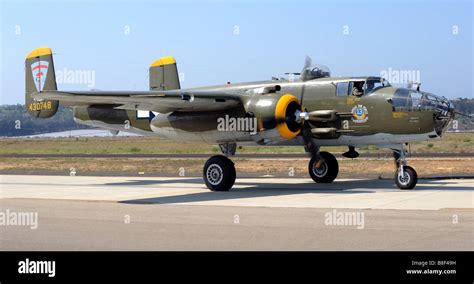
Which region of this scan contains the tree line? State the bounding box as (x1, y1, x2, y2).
(0, 104, 89, 137)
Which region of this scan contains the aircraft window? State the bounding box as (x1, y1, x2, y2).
(310, 66, 331, 79)
(336, 82, 350, 96)
(411, 91, 423, 107)
(351, 81, 365, 96)
(392, 88, 411, 110)
(419, 93, 438, 109)
(365, 79, 390, 94)
(392, 89, 436, 112)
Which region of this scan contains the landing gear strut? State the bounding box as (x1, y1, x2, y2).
(308, 150, 339, 183)
(203, 143, 236, 191)
(301, 121, 339, 184)
(392, 146, 417, 190)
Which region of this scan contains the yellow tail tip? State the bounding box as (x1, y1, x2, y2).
(150, 56, 176, 67)
(26, 46, 52, 59)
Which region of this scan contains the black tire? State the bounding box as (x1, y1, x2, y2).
(395, 165, 417, 190)
(203, 155, 236, 191)
(308, 151, 339, 183)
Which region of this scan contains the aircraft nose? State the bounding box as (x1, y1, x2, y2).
(432, 95, 455, 135)
(436, 97, 455, 120)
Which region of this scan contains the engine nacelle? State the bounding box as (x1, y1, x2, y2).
(72, 106, 153, 135)
(245, 93, 302, 144)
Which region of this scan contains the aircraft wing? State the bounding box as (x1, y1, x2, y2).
(32, 90, 242, 113)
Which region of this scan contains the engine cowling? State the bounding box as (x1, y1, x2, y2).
(245, 93, 303, 144)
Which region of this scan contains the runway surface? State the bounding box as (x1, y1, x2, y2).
(0, 175, 473, 250)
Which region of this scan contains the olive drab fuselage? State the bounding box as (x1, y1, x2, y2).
(73, 76, 453, 147)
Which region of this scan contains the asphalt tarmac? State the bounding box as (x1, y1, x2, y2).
(0, 175, 472, 250)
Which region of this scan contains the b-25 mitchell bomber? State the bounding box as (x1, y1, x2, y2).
(25, 47, 457, 191)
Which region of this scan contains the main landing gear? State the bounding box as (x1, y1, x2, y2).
(203, 143, 342, 191)
(308, 151, 339, 183)
(203, 143, 236, 191)
(392, 146, 418, 190)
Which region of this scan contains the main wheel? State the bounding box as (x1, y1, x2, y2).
(308, 151, 339, 183)
(203, 155, 236, 191)
(395, 165, 417, 190)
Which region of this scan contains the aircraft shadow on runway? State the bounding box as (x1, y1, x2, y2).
(114, 178, 471, 205)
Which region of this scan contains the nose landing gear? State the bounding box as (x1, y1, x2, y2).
(393, 146, 418, 190)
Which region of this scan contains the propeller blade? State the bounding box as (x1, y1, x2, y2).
(303, 56, 312, 70)
(300, 56, 313, 82)
(300, 56, 313, 106)
(298, 56, 319, 156)
(301, 122, 319, 156)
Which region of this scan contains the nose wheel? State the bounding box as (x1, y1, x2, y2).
(393, 146, 418, 190)
(308, 151, 339, 183)
(203, 155, 236, 191)
(395, 165, 417, 189)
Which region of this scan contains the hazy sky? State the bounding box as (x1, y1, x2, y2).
(0, 0, 472, 104)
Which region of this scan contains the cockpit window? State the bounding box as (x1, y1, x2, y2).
(364, 78, 391, 94)
(336, 78, 391, 97)
(351, 81, 365, 96)
(336, 82, 350, 96)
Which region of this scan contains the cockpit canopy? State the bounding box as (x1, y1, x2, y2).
(303, 64, 331, 80)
